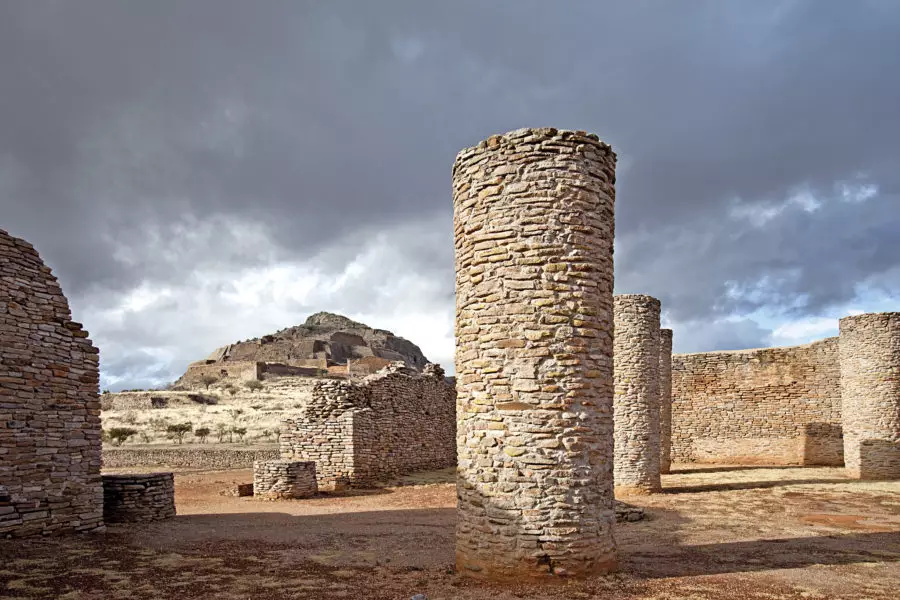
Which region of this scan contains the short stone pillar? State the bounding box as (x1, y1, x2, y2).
(453, 128, 618, 580)
(253, 460, 318, 499)
(613, 295, 662, 494)
(658, 328, 674, 474)
(102, 473, 176, 523)
(839, 312, 900, 479)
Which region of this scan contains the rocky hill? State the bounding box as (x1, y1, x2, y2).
(201, 312, 431, 370)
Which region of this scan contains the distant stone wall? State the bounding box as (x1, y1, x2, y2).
(280, 362, 455, 489)
(1, 228, 104, 537)
(101, 391, 218, 411)
(102, 446, 278, 470)
(839, 313, 900, 479)
(180, 361, 262, 386)
(671, 337, 842, 465)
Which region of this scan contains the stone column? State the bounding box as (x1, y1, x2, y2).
(658, 328, 674, 474)
(839, 312, 900, 479)
(453, 128, 617, 580)
(613, 295, 662, 494)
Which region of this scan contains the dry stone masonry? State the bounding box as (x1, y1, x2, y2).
(613, 295, 662, 494)
(658, 328, 673, 474)
(839, 312, 900, 479)
(280, 362, 455, 489)
(101, 473, 175, 523)
(253, 460, 318, 499)
(453, 128, 618, 580)
(672, 338, 842, 465)
(1, 228, 104, 538)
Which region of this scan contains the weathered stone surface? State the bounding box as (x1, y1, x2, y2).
(0, 228, 104, 538)
(453, 128, 617, 580)
(839, 312, 900, 480)
(280, 362, 455, 489)
(658, 329, 673, 474)
(613, 295, 662, 495)
(253, 460, 317, 499)
(671, 338, 842, 466)
(102, 473, 175, 523)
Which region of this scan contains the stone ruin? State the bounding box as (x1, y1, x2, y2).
(1, 228, 104, 537)
(453, 128, 618, 580)
(613, 294, 662, 495)
(102, 473, 176, 523)
(658, 328, 674, 474)
(253, 460, 318, 499)
(839, 312, 900, 479)
(279, 361, 455, 489)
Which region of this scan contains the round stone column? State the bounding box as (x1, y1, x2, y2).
(453, 128, 617, 580)
(658, 328, 674, 474)
(613, 295, 662, 494)
(839, 312, 900, 479)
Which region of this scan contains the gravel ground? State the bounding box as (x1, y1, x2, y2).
(1, 465, 898, 599)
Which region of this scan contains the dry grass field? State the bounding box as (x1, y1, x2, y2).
(2, 465, 899, 599)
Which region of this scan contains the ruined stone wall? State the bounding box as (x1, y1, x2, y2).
(453, 128, 617, 580)
(671, 337, 842, 465)
(839, 313, 900, 479)
(613, 295, 661, 494)
(102, 473, 175, 523)
(0, 229, 104, 537)
(658, 328, 673, 474)
(253, 460, 318, 499)
(280, 362, 455, 489)
(180, 361, 262, 386)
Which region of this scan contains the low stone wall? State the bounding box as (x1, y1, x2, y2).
(672, 338, 842, 465)
(253, 460, 317, 499)
(281, 362, 455, 489)
(103, 446, 278, 470)
(102, 473, 176, 523)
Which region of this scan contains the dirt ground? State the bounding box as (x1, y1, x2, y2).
(2, 465, 899, 599)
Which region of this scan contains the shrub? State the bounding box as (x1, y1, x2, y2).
(199, 375, 219, 390)
(232, 427, 247, 443)
(225, 384, 238, 397)
(107, 427, 138, 446)
(215, 422, 231, 443)
(245, 380, 264, 393)
(194, 427, 211, 444)
(166, 422, 193, 444)
(138, 430, 152, 444)
(226, 408, 244, 422)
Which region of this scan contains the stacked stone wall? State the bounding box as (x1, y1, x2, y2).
(280, 362, 455, 489)
(253, 460, 317, 499)
(102, 446, 278, 470)
(0, 228, 104, 537)
(839, 312, 900, 479)
(671, 337, 842, 465)
(613, 295, 661, 494)
(102, 473, 175, 522)
(658, 329, 673, 474)
(453, 128, 618, 580)
(180, 361, 262, 386)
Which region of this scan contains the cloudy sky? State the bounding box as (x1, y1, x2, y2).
(2, 1, 899, 390)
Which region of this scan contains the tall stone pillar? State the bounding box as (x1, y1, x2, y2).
(613, 295, 662, 494)
(453, 128, 617, 580)
(658, 328, 674, 474)
(839, 312, 900, 480)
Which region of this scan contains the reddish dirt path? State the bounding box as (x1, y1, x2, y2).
(2, 465, 899, 599)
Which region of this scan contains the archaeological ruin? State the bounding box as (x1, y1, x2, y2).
(658, 328, 674, 474)
(280, 361, 455, 489)
(0, 228, 104, 537)
(101, 473, 176, 523)
(839, 312, 900, 479)
(253, 460, 318, 499)
(613, 294, 662, 495)
(453, 128, 618, 580)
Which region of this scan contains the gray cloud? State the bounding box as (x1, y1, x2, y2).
(2, 1, 899, 386)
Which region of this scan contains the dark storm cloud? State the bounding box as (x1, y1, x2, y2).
(2, 0, 899, 381)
